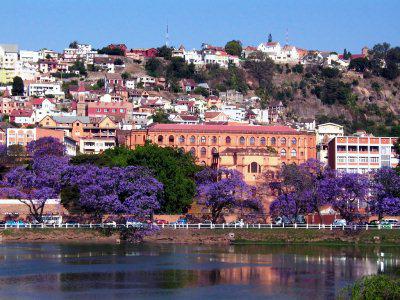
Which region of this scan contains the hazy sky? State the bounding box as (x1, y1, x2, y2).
(2, 0, 399, 53)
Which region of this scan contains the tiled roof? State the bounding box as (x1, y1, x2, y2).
(149, 123, 299, 134)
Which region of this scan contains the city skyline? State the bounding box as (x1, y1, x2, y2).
(1, 0, 399, 52)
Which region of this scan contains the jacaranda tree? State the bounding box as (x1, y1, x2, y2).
(369, 168, 400, 220)
(61, 165, 163, 220)
(0, 155, 69, 222)
(1, 137, 69, 222)
(196, 168, 263, 223)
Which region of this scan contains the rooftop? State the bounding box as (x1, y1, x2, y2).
(148, 123, 300, 134)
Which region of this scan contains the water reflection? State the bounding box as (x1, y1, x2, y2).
(0, 243, 399, 299)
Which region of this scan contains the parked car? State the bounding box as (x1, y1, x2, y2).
(171, 218, 187, 225)
(332, 219, 347, 226)
(368, 220, 380, 226)
(5, 220, 26, 227)
(380, 219, 399, 228)
(42, 215, 63, 226)
(155, 219, 169, 225)
(274, 216, 292, 226)
(126, 219, 143, 228)
(230, 219, 245, 227)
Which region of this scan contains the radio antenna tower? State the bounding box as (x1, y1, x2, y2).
(165, 21, 169, 47)
(285, 28, 289, 45)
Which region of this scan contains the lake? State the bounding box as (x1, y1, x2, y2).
(0, 243, 399, 299)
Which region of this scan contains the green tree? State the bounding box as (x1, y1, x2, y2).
(121, 72, 130, 80)
(193, 86, 210, 97)
(145, 58, 165, 77)
(11, 76, 24, 96)
(152, 110, 172, 123)
(348, 57, 370, 72)
(157, 45, 173, 60)
(114, 58, 124, 65)
(127, 144, 200, 213)
(71, 60, 87, 76)
(69, 41, 78, 49)
(224, 40, 242, 57)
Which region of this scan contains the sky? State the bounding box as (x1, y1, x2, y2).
(1, 0, 399, 53)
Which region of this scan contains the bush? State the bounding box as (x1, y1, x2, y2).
(340, 275, 400, 300)
(371, 82, 382, 92)
(321, 67, 340, 78)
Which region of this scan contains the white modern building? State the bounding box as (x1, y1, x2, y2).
(328, 136, 398, 173)
(28, 82, 64, 97)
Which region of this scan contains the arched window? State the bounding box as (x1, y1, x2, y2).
(200, 136, 206, 143)
(190, 147, 196, 156)
(260, 137, 266, 145)
(179, 135, 185, 143)
(239, 136, 245, 145)
(211, 136, 217, 144)
(250, 137, 255, 145)
(280, 137, 286, 145)
(168, 135, 174, 144)
(200, 147, 206, 157)
(190, 135, 196, 143)
(280, 149, 287, 157)
(271, 137, 276, 145)
(157, 135, 163, 143)
(178, 147, 185, 154)
(291, 137, 297, 145)
(291, 149, 297, 157)
(226, 136, 231, 144)
(211, 147, 218, 154)
(248, 162, 260, 173)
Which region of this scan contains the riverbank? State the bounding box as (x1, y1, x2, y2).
(1, 228, 400, 245)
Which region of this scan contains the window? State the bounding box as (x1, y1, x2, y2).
(291, 138, 297, 145)
(190, 135, 196, 143)
(280, 149, 286, 157)
(248, 162, 260, 173)
(200, 136, 206, 143)
(359, 157, 368, 163)
(211, 147, 218, 154)
(168, 135, 174, 143)
(280, 137, 286, 145)
(291, 149, 297, 157)
(96, 108, 101, 112)
(179, 135, 185, 143)
(226, 136, 231, 144)
(104, 109, 108, 112)
(112, 109, 116, 112)
(200, 147, 206, 157)
(211, 136, 217, 144)
(348, 157, 357, 163)
(157, 135, 163, 143)
(250, 137, 255, 145)
(190, 147, 196, 156)
(271, 137, 276, 145)
(120, 109, 124, 113)
(260, 137, 266, 145)
(337, 156, 346, 163)
(370, 157, 379, 163)
(239, 136, 245, 145)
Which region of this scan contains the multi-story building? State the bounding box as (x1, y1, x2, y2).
(28, 82, 64, 98)
(79, 137, 116, 154)
(328, 136, 399, 173)
(19, 50, 40, 63)
(316, 123, 344, 164)
(0, 44, 18, 84)
(119, 123, 317, 183)
(87, 101, 133, 119)
(6, 127, 64, 147)
(39, 115, 117, 142)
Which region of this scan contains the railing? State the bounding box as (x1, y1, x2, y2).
(0, 223, 399, 230)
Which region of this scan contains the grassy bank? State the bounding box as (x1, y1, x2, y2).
(1, 228, 400, 245)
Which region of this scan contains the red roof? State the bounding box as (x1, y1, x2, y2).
(149, 123, 299, 134)
(338, 54, 366, 60)
(32, 98, 53, 105)
(10, 109, 33, 117)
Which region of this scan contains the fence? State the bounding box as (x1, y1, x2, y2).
(0, 223, 399, 230)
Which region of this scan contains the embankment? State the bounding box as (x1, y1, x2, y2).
(1, 228, 399, 245)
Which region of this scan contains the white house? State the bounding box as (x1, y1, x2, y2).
(125, 80, 136, 89)
(19, 50, 39, 63)
(28, 82, 64, 98)
(221, 105, 246, 122)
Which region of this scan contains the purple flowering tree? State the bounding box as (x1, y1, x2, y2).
(320, 172, 370, 223)
(27, 137, 66, 157)
(61, 165, 163, 220)
(0, 155, 69, 222)
(195, 168, 263, 223)
(269, 159, 330, 221)
(369, 168, 400, 220)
